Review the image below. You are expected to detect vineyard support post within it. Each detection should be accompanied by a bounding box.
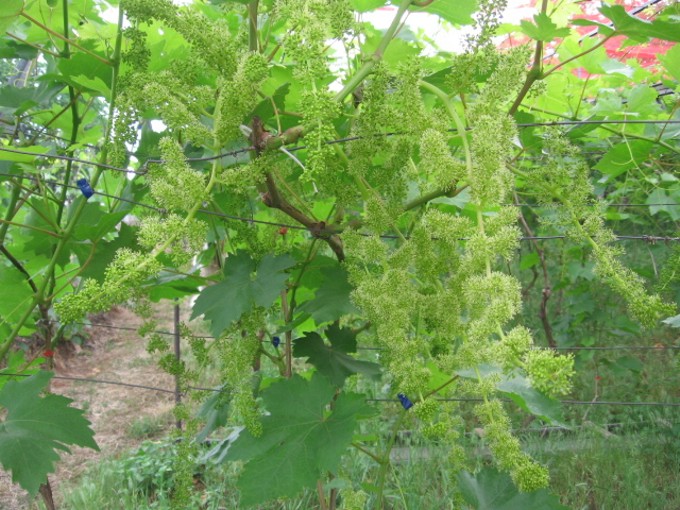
[174,302,182,431]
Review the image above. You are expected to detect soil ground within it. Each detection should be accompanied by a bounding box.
[0,306,177,510]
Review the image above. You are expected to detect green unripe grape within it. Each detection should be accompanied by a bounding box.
[422,422,448,441]
[413,399,439,422]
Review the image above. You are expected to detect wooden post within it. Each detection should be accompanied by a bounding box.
[174,302,182,431]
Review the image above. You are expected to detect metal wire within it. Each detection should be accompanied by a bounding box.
[556,345,680,351]
[358,344,680,352]
[0,372,176,394]
[4,171,677,243]
[368,397,680,407]
[1,372,679,407]
[0,146,147,175]
[45,318,213,340]
[2,118,679,176]
[46,319,680,352]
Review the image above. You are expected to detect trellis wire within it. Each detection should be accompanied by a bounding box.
[1,372,679,408]
[0,372,176,394]
[1,118,679,176]
[368,396,680,407]
[5,169,679,210]
[42,318,680,352]
[0,146,147,175]
[359,344,680,351]
[1,171,678,243]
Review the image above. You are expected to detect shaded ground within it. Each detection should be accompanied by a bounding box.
[0,306,177,510]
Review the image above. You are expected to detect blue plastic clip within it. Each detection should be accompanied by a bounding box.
[272,336,281,348]
[76,178,94,199]
[397,393,413,410]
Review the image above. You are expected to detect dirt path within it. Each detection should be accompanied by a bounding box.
[0,306,177,510]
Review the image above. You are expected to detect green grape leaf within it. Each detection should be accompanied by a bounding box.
[658,43,680,82]
[0,371,99,496]
[520,13,570,41]
[496,377,565,426]
[409,0,478,26]
[73,223,139,283]
[349,0,386,12]
[425,360,452,392]
[0,265,34,329]
[297,264,358,324]
[361,24,420,67]
[191,251,295,337]
[457,467,569,510]
[599,4,680,42]
[0,0,23,32]
[252,83,290,123]
[646,188,680,221]
[146,271,205,301]
[570,18,614,36]
[662,314,680,328]
[226,374,375,506]
[293,325,381,387]
[73,205,127,241]
[457,366,564,425]
[0,351,26,377]
[593,141,652,179]
[58,53,112,91]
[519,252,540,270]
[195,384,230,442]
[0,145,50,163]
[69,75,111,97]
[624,85,661,117]
[0,41,37,60]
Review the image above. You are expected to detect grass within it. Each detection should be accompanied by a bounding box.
[127,414,173,440]
[535,433,680,510]
[525,425,680,510]
[36,438,318,510]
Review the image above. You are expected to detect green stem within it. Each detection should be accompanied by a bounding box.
[47,242,100,301]
[508,0,549,116]
[597,125,680,157]
[423,375,459,399]
[20,12,113,66]
[0,218,61,238]
[332,136,406,241]
[288,240,320,316]
[103,8,125,149]
[334,0,413,103]
[403,184,468,212]
[1,246,38,294]
[375,412,407,509]
[248,0,259,52]
[5,32,62,58]
[477,209,491,275]
[351,442,382,463]
[0,182,21,246]
[419,81,472,176]
[542,34,613,79]
[55,0,81,231]
[27,91,80,146]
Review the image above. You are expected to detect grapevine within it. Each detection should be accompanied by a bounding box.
[0,0,678,508]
